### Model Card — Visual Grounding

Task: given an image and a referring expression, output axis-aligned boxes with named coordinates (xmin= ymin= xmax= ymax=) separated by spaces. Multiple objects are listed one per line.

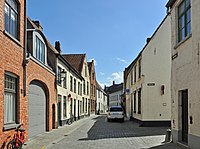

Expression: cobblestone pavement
xmin=23 ymin=115 xmax=183 ymax=149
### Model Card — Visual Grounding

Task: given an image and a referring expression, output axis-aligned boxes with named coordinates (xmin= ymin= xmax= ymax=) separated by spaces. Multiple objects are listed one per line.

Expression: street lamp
xmin=60 ymin=69 xmax=66 ymax=82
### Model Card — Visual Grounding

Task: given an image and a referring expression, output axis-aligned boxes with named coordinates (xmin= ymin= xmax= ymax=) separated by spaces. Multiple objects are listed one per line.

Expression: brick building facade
xmin=88 ymin=60 xmax=96 ymax=114
xmin=0 ymin=0 xmax=26 ymax=147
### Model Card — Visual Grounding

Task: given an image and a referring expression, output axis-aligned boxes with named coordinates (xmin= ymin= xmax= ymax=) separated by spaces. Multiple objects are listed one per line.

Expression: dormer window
xmin=36 ymin=36 xmax=45 ymax=63
xmin=31 ymin=31 xmax=47 ymax=64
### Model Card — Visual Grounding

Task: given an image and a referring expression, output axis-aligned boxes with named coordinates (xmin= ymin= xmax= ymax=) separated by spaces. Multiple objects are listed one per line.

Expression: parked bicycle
xmin=67 ymin=113 xmax=74 ymax=125
xmin=7 ymin=124 xmax=25 ymax=149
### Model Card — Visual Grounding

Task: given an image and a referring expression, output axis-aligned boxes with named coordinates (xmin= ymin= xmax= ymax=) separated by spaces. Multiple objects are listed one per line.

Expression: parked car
xmin=107 ymin=106 xmax=124 ymax=122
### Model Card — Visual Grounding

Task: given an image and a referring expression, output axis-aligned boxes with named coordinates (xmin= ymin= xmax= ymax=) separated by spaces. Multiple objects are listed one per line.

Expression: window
xmin=74 ymin=79 xmax=76 ymax=93
xmin=78 ymin=82 xmax=80 ymax=95
xmin=82 ymin=97 xmax=84 ymax=113
xmin=57 ymin=67 xmax=61 ymax=86
xmin=4 ymin=73 xmax=17 ymax=124
xmin=70 ymin=76 xmax=73 ymax=91
xmin=63 ymin=96 xmax=67 ymax=117
xmin=91 ymin=86 xmax=93 ymax=96
xmin=86 ymin=98 xmax=88 ymax=113
xmin=134 ymin=92 xmax=136 ymax=113
xmin=85 ymin=65 xmax=87 ymax=77
xmin=83 ymin=80 xmax=85 ymax=95
xmin=35 ymin=36 xmax=45 ymax=63
xmin=178 ymin=0 xmax=191 ymax=42
xmin=4 ymin=0 xmax=19 ymax=39
xmin=87 ymin=82 xmax=89 ymax=95
xmin=63 ymin=72 xmax=67 ymax=88
xmin=93 ymin=85 xmax=95 ymax=97
xmin=138 ymin=89 xmax=141 ymax=114
xmin=131 ymin=70 xmax=133 ymax=85
xmin=134 ymin=65 xmax=136 ymax=83
xmin=80 ymin=84 xmax=82 ymax=95
xmin=138 ymin=59 xmax=141 ymax=79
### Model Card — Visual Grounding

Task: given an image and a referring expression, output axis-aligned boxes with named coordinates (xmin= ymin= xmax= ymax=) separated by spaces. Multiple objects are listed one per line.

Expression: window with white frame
xmin=35 ymin=36 xmax=45 ymax=63
xmin=4 ymin=0 xmax=19 ymax=39
xmin=4 ymin=73 xmax=17 ymax=124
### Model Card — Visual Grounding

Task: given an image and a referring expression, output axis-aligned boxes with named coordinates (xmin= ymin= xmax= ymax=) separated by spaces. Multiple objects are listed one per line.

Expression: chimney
xmin=33 ymin=20 xmax=43 ymax=31
xmin=55 ymin=41 xmax=61 ymax=53
xmin=92 ymin=59 xmax=94 ymax=63
xmin=113 ymin=81 xmax=115 ymax=85
xmin=146 ymin=37 xmax=151 ymax=44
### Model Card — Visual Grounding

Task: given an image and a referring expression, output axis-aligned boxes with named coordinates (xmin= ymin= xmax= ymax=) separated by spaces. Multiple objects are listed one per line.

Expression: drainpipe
xmin=23 ymin=0 xmax=27 ymax=97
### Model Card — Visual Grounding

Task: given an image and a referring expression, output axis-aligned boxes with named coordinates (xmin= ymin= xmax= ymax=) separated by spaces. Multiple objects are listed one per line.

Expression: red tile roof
xmin=62 ymin=54 xmax=86 ymax=73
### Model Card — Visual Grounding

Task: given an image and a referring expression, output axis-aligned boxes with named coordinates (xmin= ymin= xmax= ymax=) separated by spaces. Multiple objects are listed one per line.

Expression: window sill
xmin=3 ymin=30 xmax=21 ymax=47
xmin=174 ymin=34 xmax=192 ymax=49
xmin=3 ymin=123 xmax=20 ymax=131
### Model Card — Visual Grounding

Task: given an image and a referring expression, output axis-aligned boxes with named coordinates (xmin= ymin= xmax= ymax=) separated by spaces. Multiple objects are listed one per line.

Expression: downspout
xmin=23 ymin=0 xmax=27 ymax=97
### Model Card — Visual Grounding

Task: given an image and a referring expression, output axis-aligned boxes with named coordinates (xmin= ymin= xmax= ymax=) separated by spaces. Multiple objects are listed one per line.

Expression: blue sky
xmin=27 ymin=0 xmax=167 ymax=87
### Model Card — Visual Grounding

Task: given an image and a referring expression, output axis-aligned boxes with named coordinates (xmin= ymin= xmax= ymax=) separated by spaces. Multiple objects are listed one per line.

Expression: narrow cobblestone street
xmin=23 ymin=115 xmax=183 ymax=149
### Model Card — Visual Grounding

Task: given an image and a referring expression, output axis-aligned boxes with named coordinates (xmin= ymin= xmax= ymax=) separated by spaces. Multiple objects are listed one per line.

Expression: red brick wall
xmin=26 ymin=59 xmax=56 ymax=133
xmin=0 ymin=0 xmax=26 ymax=147
xmin=89 ymin=62 xmax=96 ymax=113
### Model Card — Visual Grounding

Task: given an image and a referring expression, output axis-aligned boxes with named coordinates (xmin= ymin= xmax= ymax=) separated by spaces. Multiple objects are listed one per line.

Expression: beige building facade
xmin=57 ymin=53 xmax=84 ymax=126
xmin=125 ymin=15 xmax=171 ymax=126
xmin=167 ymin=0 xmax=200 ymax=148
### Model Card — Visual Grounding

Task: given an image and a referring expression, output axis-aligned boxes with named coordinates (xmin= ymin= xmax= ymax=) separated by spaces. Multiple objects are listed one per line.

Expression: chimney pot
xmin=146 ymin=37 xmax=151 ymax=44
xmin=55 ymin=41 xmax=61 ymax=53
xmin=33 ymin=20 xmax=43 ymax=31
xmin=113 ymin=81 xmax=115 ymax=85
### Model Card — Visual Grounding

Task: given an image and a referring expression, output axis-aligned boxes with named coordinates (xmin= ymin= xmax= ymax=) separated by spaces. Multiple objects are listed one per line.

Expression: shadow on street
xmin=78 ymin=115 xmax=169 ymax=141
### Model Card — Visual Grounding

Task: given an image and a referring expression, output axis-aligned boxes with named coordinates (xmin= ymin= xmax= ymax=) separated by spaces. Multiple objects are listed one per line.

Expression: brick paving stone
xmin=23 ymin=115 xmax=184 ymax=149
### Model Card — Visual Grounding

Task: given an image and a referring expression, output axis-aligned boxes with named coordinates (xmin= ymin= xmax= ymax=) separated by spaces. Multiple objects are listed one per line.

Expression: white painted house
xmin=56 ymin=46 xmax=84 ymax=126
xmin=105 ymin=81 xmax=123 ymax=107
xmin=124 ymin=15 xmax=171 ymax=126
xmin=96 ymin=82 xmax=108 ymax=114
xmin=167 ymin=0 xmax=200 ymax=148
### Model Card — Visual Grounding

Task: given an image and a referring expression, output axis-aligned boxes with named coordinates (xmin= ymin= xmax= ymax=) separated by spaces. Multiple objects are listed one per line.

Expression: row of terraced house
xmin=124 ymin=0 xmax=200 ymax=148
xmin=0 ymin=0 xmax=108 ymax=147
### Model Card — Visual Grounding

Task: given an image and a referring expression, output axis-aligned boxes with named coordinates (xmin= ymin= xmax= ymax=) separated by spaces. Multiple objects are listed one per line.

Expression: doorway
xmin=181 ymin=89 xmax=188 ymax=144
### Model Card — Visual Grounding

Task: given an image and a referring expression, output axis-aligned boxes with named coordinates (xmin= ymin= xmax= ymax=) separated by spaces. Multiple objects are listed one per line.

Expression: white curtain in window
xmin=4 ymin=92 xmax=15 ymax=123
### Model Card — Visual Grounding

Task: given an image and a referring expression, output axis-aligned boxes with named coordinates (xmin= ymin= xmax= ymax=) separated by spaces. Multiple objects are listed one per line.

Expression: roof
xmin=27 ymin=17 xmax=59 ymax=54
xmin=62 ymin=54 xmax=86 ymax=73
xmin=96 ymin=81 xmax=102 ymax=90
xmin=58 ymin=55 xmax=84 ymax=80
xmin=96 ymin=81 xmax=107 ymax=95
xmin=105 ymin=83 xmax=123 ymax=94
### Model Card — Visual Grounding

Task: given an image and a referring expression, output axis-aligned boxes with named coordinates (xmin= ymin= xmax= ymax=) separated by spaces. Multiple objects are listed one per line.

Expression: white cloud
xmin=107 ymin=71 xmax=123 ymax=85
xmin=116 ymin=57 xmax=128 ymax=64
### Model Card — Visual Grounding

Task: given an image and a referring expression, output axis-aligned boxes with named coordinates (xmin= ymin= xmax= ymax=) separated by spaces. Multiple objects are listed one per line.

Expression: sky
xmin=27 ymin=0 xmax=168 ymax=87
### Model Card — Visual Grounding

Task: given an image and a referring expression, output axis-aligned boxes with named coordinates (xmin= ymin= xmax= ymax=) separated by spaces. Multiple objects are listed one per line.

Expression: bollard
xmin=165 ymin=129 xmax=172 ymax=142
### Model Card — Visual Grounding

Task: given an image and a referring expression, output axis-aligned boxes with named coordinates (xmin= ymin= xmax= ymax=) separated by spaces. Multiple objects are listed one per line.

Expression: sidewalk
xmin=23 ymin=115 xmax=97 ymax=149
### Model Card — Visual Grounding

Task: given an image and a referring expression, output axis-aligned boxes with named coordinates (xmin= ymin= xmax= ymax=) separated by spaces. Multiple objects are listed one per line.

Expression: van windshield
xmin=110 ymin=107 xmax=123 ymax=112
